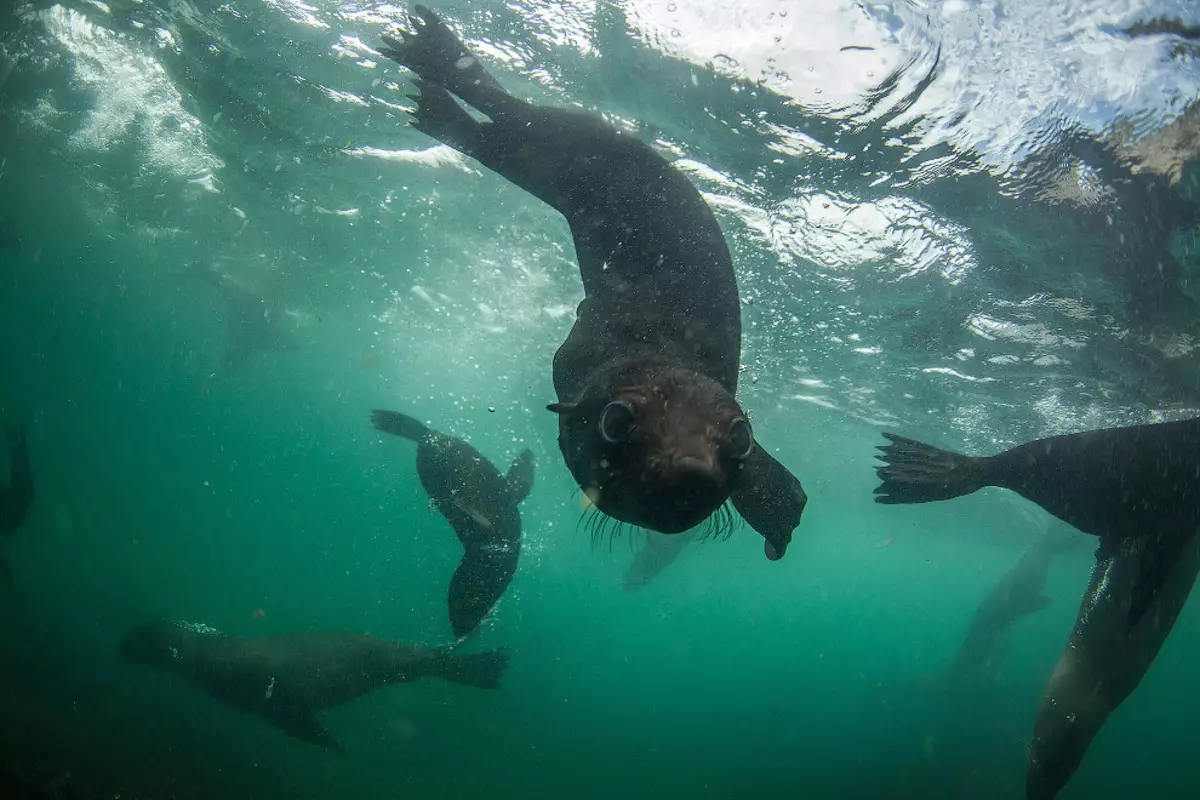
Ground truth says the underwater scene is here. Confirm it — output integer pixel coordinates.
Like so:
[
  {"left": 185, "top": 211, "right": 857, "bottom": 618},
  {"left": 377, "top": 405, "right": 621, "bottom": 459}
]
[{"left": 1, "top": 0, "right": 1200, "bottom": 797}]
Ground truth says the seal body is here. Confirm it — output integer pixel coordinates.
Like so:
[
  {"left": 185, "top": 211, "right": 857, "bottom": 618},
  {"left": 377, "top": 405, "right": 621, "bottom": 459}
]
[
  {"left": 372, "top": 409, "right": 532, "bottom": 638},
  {"left": 0, "top": 425, "right": 34, "bottom": 585},
  {"left": 119, "top": 620, "right": 509, "bottom": 750},
  {"left": 378, "top": 6, "right": 807, "bottom": 560},
  {"left": 946, "top": 530, "right": 1080, "bottom": 685},
  {"left": 873, "top": 417, "right": 1200, "bottom": 798}
]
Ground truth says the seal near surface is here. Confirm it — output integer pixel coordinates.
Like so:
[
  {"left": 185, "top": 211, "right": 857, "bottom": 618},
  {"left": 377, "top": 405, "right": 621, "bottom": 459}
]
[
  {"left": 372, "top": 409, "right": 533, "bottom": 638},
  {"left": 378, "top": 7, "right": 807, "bottom": 560},
  {"left": 872, "top": 417, "right": 1200, "bottom": 799},
  {"left": 118, "top": 620, "right": 509, "bottom": 750},
  {"left": 0, "top": 425, "right": 34, "bottom": 586}
]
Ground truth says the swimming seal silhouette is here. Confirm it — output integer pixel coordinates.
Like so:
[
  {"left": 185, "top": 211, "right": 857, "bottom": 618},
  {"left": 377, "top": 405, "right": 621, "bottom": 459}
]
[
  {"left": 119, "top": 620, "right": 509, "bottom": 750},
  {"left": 378, "top": 7, "right": 807, "bottom": 560},
  {"left": 0, "top": 425, "right": 34, "bottom": 586},
  {"left": 372, "top": 409, "right": 532, "bottom": 638},
  {"left": 873, "top": 417, "right": 1200, "bottom": 799},
  {"left": 945, "top": 529, "right": 1081, "bottom": 687}
]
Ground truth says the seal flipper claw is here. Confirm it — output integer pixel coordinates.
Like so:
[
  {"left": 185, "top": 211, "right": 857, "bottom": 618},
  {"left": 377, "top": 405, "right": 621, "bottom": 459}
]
[
  {"left": 873, "top": 432, "right": 987, "bottom": 504},
  {"left": 730, "top": 444, "right": 806, "bottom": 561}
]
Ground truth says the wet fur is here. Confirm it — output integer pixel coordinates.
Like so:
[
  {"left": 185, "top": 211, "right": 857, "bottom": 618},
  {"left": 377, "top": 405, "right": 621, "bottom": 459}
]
[{"left": 378, "top": 7, "right": 806, "bottom": 560}]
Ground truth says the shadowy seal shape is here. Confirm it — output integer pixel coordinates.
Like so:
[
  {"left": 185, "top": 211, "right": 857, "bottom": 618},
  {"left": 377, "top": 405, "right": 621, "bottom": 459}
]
[
  {"left": 378, "top": 6, "right": 807, "bottom": 560},
  {"left": 873, "top": 417, "right": 1200, "bottom": 799},
  {"left": 945, "top": 529, "right": 1082, "bottom": 687},
  {"left": 372, "top": 409, "right": 533, "bottom": 638},
  {"left": 119, "top": 620, "right": 509, "bottom": 750},
  {"left": 0, "top": 425, "right": 34, "bottom": 586}
]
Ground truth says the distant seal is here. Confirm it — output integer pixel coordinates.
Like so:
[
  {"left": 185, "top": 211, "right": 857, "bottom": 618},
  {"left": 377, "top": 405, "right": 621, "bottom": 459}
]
[
  {"left": 946, "top": 529, "right": 1081, "bottom": 687},
  {"left": 379, "top": 7, "right": 807, "bottom": 560},
  {"left": 372, "top": 409, "right": 533, "bottom": 638},
  {"left": 119, "top": 620, "right": 510, "bottom": 750},
  {"left": 0, "top": 425, "right": 34, "bottom": 586},
  {"left": 873, "top": 417, "right": 1200, "bottom": 799}
]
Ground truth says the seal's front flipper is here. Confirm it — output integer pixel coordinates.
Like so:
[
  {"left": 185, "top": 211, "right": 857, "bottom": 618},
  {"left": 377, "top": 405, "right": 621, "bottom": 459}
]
[
  {"left": 378, "top": 6, "right": 512, "bottom": 117},
  {"left": 266, "top": 708, "right": 342, "bottom": 752},
  {"left": 622, "top": 530, "right": 695, "bottom": 592},
  {"left": 1026, "top": 531, "right": 1200, "bottom": 800},
  {"left": 505, "top": 449, "right": 535, "bottom": 504},
  {"left": 370, "top": 409, "right": 432, "bottom": 442},
  {"left": 730, "top": 444, "right": 806, "bottom": 561},
  {"left": 447, "top": 543, "right": 518, "bottom": 638},
  {"left": 873, "top": 433, "right": 986, "bottom": 504}
]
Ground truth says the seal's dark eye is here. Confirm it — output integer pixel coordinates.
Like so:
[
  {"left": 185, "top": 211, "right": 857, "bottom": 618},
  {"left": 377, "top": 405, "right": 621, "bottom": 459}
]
[
  {"left": 728, "top": 418, "right": 753, "bottom": 460},
  {"left": 599, "top": 401, "right": 636, "bottom": 444}
]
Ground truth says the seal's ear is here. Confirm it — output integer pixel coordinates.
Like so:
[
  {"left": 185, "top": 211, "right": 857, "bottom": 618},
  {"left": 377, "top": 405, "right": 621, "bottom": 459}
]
[
  {"left": 546, "top": 402, "right": 578, "bottom": 415},
  {"left": 730, "top": 443, "right": 807, "bottom": 561}
]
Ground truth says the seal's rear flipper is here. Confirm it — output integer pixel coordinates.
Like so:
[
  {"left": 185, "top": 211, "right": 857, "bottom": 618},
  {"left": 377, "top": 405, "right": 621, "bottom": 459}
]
[
  {"left": 266, "top": 708, "right": 343, "bottom": 753},
  {"left": 730, "top": 444, "right": 806, "bottom": 561},
  {"left": 378, "top": 6, "right": 514, "bottom": 118},
  {"left": 873, "top": 432, "right": 986, "bottom": 504},
  {"left": 622, "top": 530, "right": 695, "bottom": 592},
  {"left": 1026, "top": 531, "right": 1200, "bottom": 799},
  {"left": 405, "top": 78, "right": 483, "bottom": 156},
  {"left": 370, "top": 409, "right": 432, "bottom": 442},
  {"left": 505, "top": 449, "right": 535, "bottom": 504},
  {"left": 434, "top": 647, "right": 510, "bottom": 689}
]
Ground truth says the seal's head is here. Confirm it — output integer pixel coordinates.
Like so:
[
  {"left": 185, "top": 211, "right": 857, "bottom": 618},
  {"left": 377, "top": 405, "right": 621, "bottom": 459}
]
[
  {"left": 119, "top": 620, "right": 222, "bottom": 668},
  {"left": 549, "top": 363, "right": 752, "bottom": 535}
]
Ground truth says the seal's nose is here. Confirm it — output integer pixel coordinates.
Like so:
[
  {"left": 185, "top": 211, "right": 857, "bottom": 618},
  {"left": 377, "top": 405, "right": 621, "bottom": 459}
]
[{"left": 672, "top": 454, "right": 721, "bottom": 487}]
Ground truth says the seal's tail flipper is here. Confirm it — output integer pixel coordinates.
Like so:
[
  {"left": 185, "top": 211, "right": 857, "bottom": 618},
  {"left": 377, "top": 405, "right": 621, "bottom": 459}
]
[
  {"left": 435, "top": 648, "right": 510, "bottom": 690},
  {"left": 505, "top": 449, "right": 535, "bottom": 504},
  {"left": 370, "top": 409, "right": 432, "bottom": 442},
  {"left": 873, "top": 433, "right": 987, "bottom": 504}
]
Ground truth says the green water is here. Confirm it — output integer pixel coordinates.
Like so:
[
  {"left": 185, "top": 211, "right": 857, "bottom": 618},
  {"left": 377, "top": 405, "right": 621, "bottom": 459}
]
[{"left": 2, "top": 1, "right": 1200, "bottom": 798}]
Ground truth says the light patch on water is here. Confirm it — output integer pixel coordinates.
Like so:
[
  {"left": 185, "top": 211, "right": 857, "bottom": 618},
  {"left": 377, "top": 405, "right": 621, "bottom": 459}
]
[
  {"left": 344, "top": 145, "right": 476, "bottom": 172},
  {"left": 922, "top": 366, "right": 997, "bottom": 383},
  {"left": 314, "top": 206, "right": 359, "bottom": 216},
  {"left": 787, "top": 394, "right": 839, "bottom": 410},
  {"left": 263, "top": 0, "right": 329, "bottom": 30},
  {"left": 39, "top": 5, "right": 221, "bottom": 181},
  {"left": 173, "top": 621, "right": 224, "bottom": 635},
  {"left": 319, "top": 85, "right": 369, "bottom": 106}
]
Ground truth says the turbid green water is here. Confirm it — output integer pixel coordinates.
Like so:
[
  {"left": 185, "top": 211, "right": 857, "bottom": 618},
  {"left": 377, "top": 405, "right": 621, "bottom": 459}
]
[{"left": 1, "top": 1, "right": 1199, "bottom": 798}]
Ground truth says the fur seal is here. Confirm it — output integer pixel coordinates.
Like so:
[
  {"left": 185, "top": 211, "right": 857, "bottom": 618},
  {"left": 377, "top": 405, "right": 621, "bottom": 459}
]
[
  {"left": 873, "top": 417, "right": 1200, "bottom": 798},
  {"left": 946, "top": 530, "right": 1081, "bottom": 686},
  {"left": 119, "top": 620, "right": 509, "bottom": 750},
  {"left": 378, "top": 7, "right": 807, "bottom": 560},
  {"left": 372, "top": 409, "right": 533, "bottom": 638},
  {"left": 0, "top": 425, "right": 34, "bottom": 586}
]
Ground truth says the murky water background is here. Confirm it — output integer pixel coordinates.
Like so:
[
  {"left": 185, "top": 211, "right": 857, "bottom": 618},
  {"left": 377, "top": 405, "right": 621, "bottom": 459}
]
[{"left": 1, "top": 1, "right": 1199, "bottom": 797}]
